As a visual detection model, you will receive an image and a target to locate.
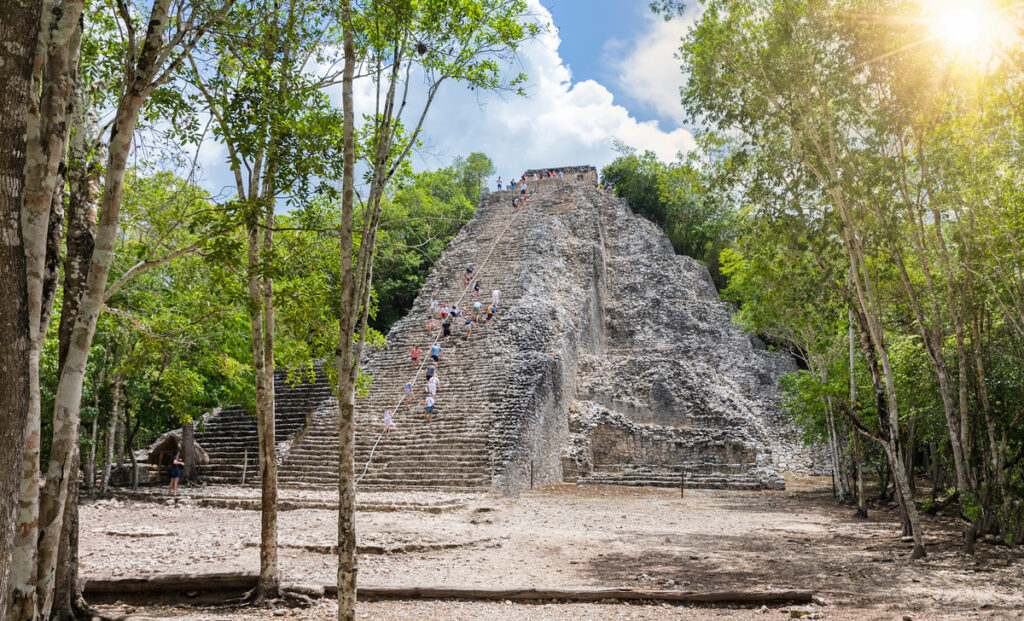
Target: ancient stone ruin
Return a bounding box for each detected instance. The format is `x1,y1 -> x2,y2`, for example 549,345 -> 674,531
192,166 -> 821,492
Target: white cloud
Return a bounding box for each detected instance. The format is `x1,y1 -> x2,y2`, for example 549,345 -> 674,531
410,0 -> 696,181
192,0 -> 696,196
611,12 -> 696,127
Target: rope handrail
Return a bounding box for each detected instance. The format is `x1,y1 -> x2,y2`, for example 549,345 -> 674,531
354,192 -> 534,486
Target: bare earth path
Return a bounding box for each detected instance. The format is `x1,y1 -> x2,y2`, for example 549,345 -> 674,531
81,478 -> 1024,620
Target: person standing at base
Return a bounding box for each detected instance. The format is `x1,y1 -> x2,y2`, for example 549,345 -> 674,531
424,396 -> 435,422
169,451 -> 184,495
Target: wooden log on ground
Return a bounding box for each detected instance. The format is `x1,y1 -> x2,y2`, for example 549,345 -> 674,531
84,572 -> 258,594
83,574 -> 813,605
337,585 -> 814,604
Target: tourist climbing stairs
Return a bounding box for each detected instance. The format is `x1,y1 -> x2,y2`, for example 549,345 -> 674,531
280,187 -> 555,490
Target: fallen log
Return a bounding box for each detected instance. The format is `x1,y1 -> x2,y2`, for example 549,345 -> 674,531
83,574 -> 813,605
84,572 -> 258,594
340,585 -> 813,604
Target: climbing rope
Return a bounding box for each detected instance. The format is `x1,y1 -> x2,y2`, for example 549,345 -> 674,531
354,192 -> 535,485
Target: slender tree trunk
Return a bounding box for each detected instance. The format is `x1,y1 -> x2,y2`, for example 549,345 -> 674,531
249,205 -> 279,599
115,411 -> 124,469
50,442 -> 81,621
843,225 -> 925,558
128,427 -> 140,492
337,2 -> 359,617
905,412 -> 916,496
0,0 -> 42,611
182,422 -> 196,485
86,415 -> 98,494
101,377 -> 121,494
854,432 -> 867,518
824,394 -> 845,503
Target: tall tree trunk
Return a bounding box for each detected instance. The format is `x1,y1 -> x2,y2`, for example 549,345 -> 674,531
101,377 -> 121,494
50,442 -> 81,621
854,432 -> 867,518
843,223 -> 925,558
11,5 -> 84,615
182,421 -> 196,485
337,2 -> 359,617
86,415 -> 98,495
115,410 -> 124,469
0,0 -> 43,611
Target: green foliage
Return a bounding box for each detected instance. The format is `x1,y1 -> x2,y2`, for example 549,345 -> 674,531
601,145 -> 737,287
674,0 -> 1024,537
371,153 -> 493,331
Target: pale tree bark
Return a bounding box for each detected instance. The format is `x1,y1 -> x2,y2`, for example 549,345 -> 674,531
337,2 -> 359,618
31,0 -> 236,610
790,109 -> 925,557
849,312 -> 867,518
9,3 -> 84,616
50,443 -> 85,621
0,0 -> 43,611
86,414 -> 98,494
844,250 -> 925,558
32,6 -> 167,615
102,376 -> 123,494
115,411 -> 124,469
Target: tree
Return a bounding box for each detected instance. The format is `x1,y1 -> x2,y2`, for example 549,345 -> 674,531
677,0 -> 928,556
0,0 -> 43,610
188,0 -> 350,599
372,153 -> 494,331
334,3 -> 537,618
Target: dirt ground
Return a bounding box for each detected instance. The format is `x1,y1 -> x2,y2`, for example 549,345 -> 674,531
81,477 -> 1024,620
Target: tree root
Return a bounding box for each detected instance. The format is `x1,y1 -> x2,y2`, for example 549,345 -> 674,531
223,587 -> 315,609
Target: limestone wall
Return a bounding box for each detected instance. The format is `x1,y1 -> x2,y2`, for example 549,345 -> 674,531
483,180 -> 826,492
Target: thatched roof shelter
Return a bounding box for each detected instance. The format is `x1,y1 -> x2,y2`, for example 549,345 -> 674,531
136,429 -> 210,467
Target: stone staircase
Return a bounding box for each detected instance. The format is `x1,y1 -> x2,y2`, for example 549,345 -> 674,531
280,189 -> 548,491
197,366 -> 333,485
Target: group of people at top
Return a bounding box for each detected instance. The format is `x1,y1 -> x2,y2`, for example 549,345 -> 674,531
382,259 -> 503,433
497,169 -> 563,193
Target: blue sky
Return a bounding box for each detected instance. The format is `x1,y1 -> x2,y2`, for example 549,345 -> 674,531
194,0 -> 699,195
546,0 -> 682,129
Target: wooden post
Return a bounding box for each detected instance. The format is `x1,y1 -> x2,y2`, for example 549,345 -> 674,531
241,448 -> 247,485
680,470 -> 685,498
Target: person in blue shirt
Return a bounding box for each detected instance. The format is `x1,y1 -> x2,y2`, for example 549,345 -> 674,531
430,344 -> 442,362
169,451 -> 184,495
